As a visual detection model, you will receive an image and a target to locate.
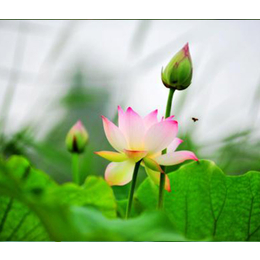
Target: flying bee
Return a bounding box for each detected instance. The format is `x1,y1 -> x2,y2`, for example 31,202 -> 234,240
192,117 -> 199,122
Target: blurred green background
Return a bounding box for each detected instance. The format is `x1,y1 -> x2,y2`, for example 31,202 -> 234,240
0,20 -> 260,199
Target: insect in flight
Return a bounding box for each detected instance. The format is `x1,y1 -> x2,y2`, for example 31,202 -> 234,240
191,117 -> 199,122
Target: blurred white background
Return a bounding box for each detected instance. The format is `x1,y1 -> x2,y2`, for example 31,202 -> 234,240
0,20 -> 260,148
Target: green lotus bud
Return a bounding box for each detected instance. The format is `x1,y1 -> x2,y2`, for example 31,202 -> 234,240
161,43 -> 193,90
66,120 -> 89,154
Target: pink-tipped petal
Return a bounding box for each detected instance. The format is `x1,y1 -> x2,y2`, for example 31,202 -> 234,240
144,166 -> 171,192
154,151 -> 198,166
165,115 -> 175,121
160,116 -> 174,122
143,109 -> 158,130
144,120 -> 178,154
120,107 -> 145,150
105,160 -> 135,186
167,138 -> 183,153
183,42 -> 191,58
95,151 -> 127,162
102,116 -> 127,152
124,149 -> 148,162
118,106 -> 126,130
74,120 -> 83,129
143,157 -> 164,173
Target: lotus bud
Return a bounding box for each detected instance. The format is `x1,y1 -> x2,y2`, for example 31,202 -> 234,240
161,43 -> 193,90
66,120 -> 89,154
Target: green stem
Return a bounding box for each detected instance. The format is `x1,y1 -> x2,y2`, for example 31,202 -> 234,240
165,88 -> 175,119
158,88 -> 175,209
72,153 -> 79,185
126,160 -> 141,219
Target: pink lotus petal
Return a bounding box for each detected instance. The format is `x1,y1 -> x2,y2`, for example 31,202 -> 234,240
95,151 -> 127,162
165,115 -> 175,121
183,42 -> 191,58
70,120 -> 87,134
102,116 -> 127,152
154,151 -> 198,166
144,120 -> 178,154
124,149 -> 148,162
118,105 -> 126,130
167,138 -> 183,153
105,160 -> 135,186
74,120 -> 83,130
160,115 -> 175,122
143,109 -> 158,130
120,107 -> 145,150
144,166 -> 171,192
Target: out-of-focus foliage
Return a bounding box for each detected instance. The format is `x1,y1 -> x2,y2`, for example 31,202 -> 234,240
173,120 -> 260,176
0,155 -> 185,241
48,176 -> 117,218
1,155 -> 260,241
213,130 -> 260,175
0,155 -> 118,240
0,156 -> 54,241
136,160 -> 260,241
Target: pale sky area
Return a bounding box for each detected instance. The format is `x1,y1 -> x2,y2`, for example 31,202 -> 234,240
0,20 -> 260,154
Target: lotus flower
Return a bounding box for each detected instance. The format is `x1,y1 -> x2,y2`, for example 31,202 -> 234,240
95,107 -> 198,191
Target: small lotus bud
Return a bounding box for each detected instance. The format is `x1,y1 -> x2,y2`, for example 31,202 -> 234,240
66,120 -> 89,154
161,43 -> 193,90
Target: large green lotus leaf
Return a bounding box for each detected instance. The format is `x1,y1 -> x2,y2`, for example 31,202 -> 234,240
116,199 -> 143,218
0,196 -> 49,241
0,156 -> 117,240
0,156 -> 52,241
0,155 -> 185,241
28,193 -> 185,241
31,200 -> 186,241
46,176 -> 117,218
136,160 -> 260,241
67,206 -> 186,241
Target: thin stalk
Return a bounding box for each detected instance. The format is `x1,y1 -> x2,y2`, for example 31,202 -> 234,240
158,88 -> 175,209
126,160 -> 141,219
72,153 -> 80,184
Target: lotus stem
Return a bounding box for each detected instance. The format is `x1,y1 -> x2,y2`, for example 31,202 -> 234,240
72,153 -> 80,185
126,160 -> 141,219
158,88 -> 175,209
